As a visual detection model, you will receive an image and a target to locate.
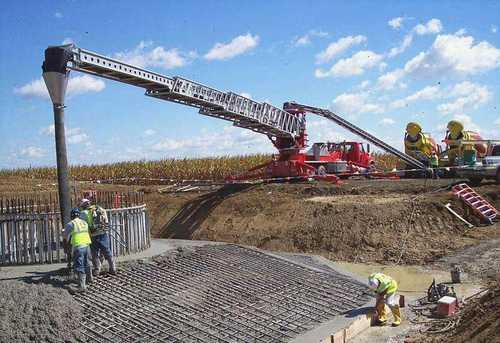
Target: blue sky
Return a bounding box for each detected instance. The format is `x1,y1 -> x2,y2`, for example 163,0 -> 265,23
1,1 -> 499,169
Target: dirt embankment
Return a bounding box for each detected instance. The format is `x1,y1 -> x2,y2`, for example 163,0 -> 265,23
148,180 -> 499,266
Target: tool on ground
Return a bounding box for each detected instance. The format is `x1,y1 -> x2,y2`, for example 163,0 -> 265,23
42,44 -> 428,183
451,183 -> 499,224
427,279 -> 456,303
450,264 -> 462,284
436,296 -> 458,317
444,203 -> 474,228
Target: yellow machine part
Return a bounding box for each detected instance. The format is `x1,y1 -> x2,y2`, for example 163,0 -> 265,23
405,132 -> 435,160
446,124 -> 487,165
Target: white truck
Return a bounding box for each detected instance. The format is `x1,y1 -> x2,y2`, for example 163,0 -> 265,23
455,143 -> 500,185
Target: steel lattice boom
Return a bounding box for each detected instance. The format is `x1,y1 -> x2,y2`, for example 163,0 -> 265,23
57,45 -> 303,139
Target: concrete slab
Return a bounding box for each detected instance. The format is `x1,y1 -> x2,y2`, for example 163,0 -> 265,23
1,240 -> 378,342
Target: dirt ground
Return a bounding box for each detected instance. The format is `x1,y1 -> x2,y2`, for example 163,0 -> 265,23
147,179 -> 499,266
4,177 -> 496,267
2,177 -> 499,342
0,280 -> 84,343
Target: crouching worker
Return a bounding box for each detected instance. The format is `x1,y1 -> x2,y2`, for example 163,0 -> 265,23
368,273 -> 402,326
63,208 -> 93,291
80,198 -> 116,275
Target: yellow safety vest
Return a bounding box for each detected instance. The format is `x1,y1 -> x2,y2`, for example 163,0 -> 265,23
70,218 -> 91,247
370,273 -> 398,294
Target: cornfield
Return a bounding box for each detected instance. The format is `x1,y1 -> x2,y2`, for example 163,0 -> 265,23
0,153 -> 401,183
0,155 -> 271,182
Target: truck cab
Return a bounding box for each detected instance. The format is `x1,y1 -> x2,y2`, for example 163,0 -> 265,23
306,141 -> 375,174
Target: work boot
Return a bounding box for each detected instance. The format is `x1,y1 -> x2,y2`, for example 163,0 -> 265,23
107,257 -> 117,275
373,319 -> 387,326
93,256 -> 102,276
391,305 -> 402,326
376,301 -> 388,322
86,269 -> 94,284
78,273 -> 87,292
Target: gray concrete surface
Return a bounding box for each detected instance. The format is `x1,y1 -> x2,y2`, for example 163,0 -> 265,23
1,240 -> 379,343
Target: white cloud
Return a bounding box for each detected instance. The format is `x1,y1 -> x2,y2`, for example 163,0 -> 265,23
151,125 -> 272,156
437,81 -> 492,115
331,92 -> 385,116
494,117 -> 500,126
455,28 -> 467,36
492,25 -> 498,34
115,41 -> 196,69
204,33 -> 259,61
67,75 -> 105,95
20,146 -> 45,158
292,30 -> 328,47
358,80 -> 371,89
414,19 -> 443,35
390,85 -> 441,109
315,35 -> 367,64
62,37 -> 74,45
315,50 -> 383,78
39,124 -> 89,144
54,12 -> 63,19
404,34 -> 500,77
380,118 -> 396,125
376,68 -> 405,90
14,75 -> 105,99
39,124 -> 55,136
388,34 -> 413,57
144,129 -> 156,136
66,128 -> 89,144
387,19 -> 442,58
388,17 -> 405,29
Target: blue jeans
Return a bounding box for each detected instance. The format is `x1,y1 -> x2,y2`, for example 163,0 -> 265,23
73,246 -> 91,274
91,233 -> 112,261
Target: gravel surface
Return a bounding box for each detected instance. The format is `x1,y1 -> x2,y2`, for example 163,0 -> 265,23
0,280 -> 84,343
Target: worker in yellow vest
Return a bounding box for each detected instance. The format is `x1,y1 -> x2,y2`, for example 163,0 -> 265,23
63,208 -> 93,291
80,198 -> 116,275
368,273 -> 401,326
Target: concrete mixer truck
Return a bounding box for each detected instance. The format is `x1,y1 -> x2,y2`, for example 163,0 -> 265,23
404,122 -> 440,165
444,120 -> 487,166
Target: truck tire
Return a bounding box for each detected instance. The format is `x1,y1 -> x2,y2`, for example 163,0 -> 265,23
468,177 -> 483,187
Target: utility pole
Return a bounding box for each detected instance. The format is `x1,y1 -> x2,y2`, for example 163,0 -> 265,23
42,45 -> 73,226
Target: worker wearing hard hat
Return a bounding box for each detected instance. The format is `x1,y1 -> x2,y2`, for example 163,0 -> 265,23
80,198 -> 116,275
368,273 -> 402,326
63,208 -> 93,291
404,122 -> 435,164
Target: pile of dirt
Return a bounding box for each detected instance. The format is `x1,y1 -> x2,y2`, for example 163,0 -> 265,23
0,281 -> 84,343
151,180 -> 499,266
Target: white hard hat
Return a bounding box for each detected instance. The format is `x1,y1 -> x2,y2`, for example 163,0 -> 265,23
368,278 -> 379,290
80,198 -> 91,207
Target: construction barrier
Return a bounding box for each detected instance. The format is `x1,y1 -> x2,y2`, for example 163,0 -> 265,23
0,204 -> 150,265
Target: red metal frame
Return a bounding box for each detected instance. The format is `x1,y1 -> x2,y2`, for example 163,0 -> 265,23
227,104 -> 377,183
